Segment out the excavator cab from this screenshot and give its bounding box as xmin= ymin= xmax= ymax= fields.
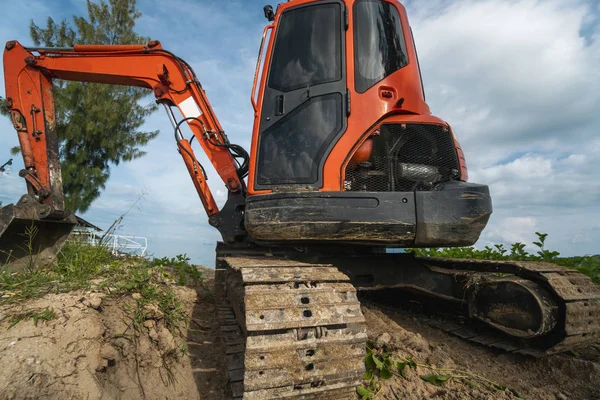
xmin=243 ymin=0 xmax=492 ymax=246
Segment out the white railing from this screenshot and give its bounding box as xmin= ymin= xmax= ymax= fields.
xmin=71 ymin=231 xmax=148 ymax=257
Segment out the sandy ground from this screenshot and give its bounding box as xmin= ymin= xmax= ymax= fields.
xmin=0 ymin=267 xmax=598 ymax=400
xmin=0 ymin=287 xmax=200 ymax=399
xmin=361 ymin=304 xmax=600 ymax=400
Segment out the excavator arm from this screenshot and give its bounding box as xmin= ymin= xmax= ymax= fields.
xmin=1 ymin=40 xmax=248 ymax=268
xmin=3 ymin=40 xmax=246 ymax=216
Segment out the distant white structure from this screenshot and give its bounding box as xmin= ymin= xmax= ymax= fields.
xmin=70 ymin=216 xmax=148 ymax=257
xmin=87 ymin=232 xmax=148 ymax=257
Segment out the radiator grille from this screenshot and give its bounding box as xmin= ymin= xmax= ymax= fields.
xmin=344 ymin=124 xmax=460 ymax=192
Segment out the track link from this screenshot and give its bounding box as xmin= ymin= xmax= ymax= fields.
xmin=217 ymin=256 xmax=367 ymax=399
xmin=416 ymin=258 xmax=600 ymax=356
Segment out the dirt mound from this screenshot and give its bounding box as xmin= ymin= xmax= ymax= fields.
xmin=1 ymin=266 xmax=598 ymax=400
xmin=362 ymin=304 xmax=600 ymax=400
xmin=0 ymin=287 xmax=202 ymax=400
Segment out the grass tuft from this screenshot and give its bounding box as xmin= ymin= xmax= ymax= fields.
xmin=1 ymin=239 xmax=202 ymax=335
xmin=8 ymin=306 xmax=56 ymax=329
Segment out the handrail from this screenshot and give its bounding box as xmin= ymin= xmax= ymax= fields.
xmin=251 ymin=24 xmax=274 ymax=113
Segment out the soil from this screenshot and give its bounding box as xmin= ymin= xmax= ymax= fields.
xmin=0 ymin=267 xmax=227 ymax=400
xmin=0 ymin=267 xmax=598 ymax=400
xmin=361 ymin=305 xmax=600 ymax=400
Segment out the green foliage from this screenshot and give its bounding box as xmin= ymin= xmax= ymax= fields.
xmin=0 ymin=233 xmax=202 ymax=332
xmin=359 ymin=344 xmax=530 ymax=396
xmin=0 ymin=240 xmax=114 ymax=302
xmin=8 ymin=307 xmax=56 ymax=329
xmin=151 ymin=254 xmax=203 ymax=286
xmin=356 ymin=384 xmax=375 ymax=399
xmin=0 ymin=100 xmax=8 ymax=116
xmin=358 ymin=345 xmax=417 ymax=398
xmin=557 ymin=256 xmax=600 ymax=283
xmin=408 ymin=232 xmax=600 ymax=283
xmin=101 ymin=260 xmax=189 ymax=332
xmin=53 ymin=239 xmax=116 ymax=284
xmin=1 ymin=224 xmax=43 ymax=271
xmin=2 ymin=0 xmax=158 ymax=212
xmin=421 ymin=374 xmax=452 ymax=386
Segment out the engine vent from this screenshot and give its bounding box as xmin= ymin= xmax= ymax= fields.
xmin=344 ymin=124 xmax=460 ymax=192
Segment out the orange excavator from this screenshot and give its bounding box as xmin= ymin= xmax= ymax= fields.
xmin=1 ymin=1 xmax=598 ymax=398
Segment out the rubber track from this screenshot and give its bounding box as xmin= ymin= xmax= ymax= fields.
xmin=217 ymin=257 xmax=368 ymax=399
xmin=414 ymin=258 xmax=600 ymax=356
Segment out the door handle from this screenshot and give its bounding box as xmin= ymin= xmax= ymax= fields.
xmin=275 ymin=95 xmax=285 ymax=116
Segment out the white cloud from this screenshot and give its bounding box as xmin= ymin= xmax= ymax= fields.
xmin=474 ymin=155 xmax=553 ymax=183
xmin=410 ymin=0 xmax=600 ymax=167
xmin=481 ymin=216 xmax=539 ymax=247
xmin=406 ymin=0 xmax=600 ymax=255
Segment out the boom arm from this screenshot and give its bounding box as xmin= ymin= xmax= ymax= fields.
xmin=3 ymin=40 xmax=247 ymax=218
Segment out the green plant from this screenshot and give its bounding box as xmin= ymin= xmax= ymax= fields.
xmin=533 ymin=232 xmax=561 ymax=261
xmin=0 ymin=240 xmax=113 ymax=303
xmin=102 ymin=260 xmax=188 ymax=332
xmin=1 ymin=242 xmax=191 ymax=336
xmin=0 ymin=223 xmax=42 ymax=271
xmin=151 ymin=254 xmax=203 ymax=286
xmin=8 ymin=307 xmax=56 ymax=329
xmin=408 ymin=232 xmax=599 ymax=283
xmin=421 ymin=374 xmax=452 ymax=386
xmin=358 ymin=344 xmax=520 ymax=397
xmin=358 ymin=345 xmax=417 ymax=399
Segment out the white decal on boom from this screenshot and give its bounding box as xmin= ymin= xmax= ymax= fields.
xmin=178 ymin=96 xmax=203 ymax=119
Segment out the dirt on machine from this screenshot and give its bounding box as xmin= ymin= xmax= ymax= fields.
xmin=1 ymin=0 xmax=598 ymax=398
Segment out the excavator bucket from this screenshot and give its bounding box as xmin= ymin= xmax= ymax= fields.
xmin=0 ymin=195 xmax=77 ymax=271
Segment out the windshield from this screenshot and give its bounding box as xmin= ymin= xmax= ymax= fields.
xmin=268 ymin=3 xmax=342 ymax=92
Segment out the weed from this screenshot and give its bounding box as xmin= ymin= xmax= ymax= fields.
xmin=151 ymin=254 xmax=203 ymax=286
xmin=8 ymin=307 xmax=56 ymax=329
xmin=0 ymin=241 xmax=113 ymax=303
xmin=421 ymin=374 xmax=451 ymax=386
xmin=1 ymin=237 xmax=196 ymax=339
xmin=358 ymin=343 xmax=515 ymax=398
xmin=408 ymin=232 xmax=600 ymax=283
xmin=0 ymin=223 xmax=41 ymax=271
xmin=358 ymin=345 xmax=417 ymax=398
xmin=101 ymin=260 xmax=190 ymax=333
xmin=178 ymin=342 xmax=189 ymax=357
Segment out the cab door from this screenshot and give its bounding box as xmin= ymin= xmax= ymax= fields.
xmin=255 ymin=1 xmax=348 ymax=190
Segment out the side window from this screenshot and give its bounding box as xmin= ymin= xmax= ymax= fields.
xmin=354 ymin=0 xmax=409 ymax=93
xmin=268 ymin=4 xmax=342 ymax=92
xmin=410 ymin=27 xmax=426 ymax=100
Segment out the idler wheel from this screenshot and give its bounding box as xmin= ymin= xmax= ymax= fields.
xmin=468 ymin=276 xmax=559 ymax=338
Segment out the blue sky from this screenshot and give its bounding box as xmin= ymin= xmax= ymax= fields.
xmin=1 ymin=0 xmax=599 ymax=267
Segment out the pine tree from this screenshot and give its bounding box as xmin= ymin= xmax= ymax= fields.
xmin=3 ymin=0 xmax=158 ymax=212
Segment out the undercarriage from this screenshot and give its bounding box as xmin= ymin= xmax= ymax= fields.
xmin=215 ymin=244 xmax=600 ymax=399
